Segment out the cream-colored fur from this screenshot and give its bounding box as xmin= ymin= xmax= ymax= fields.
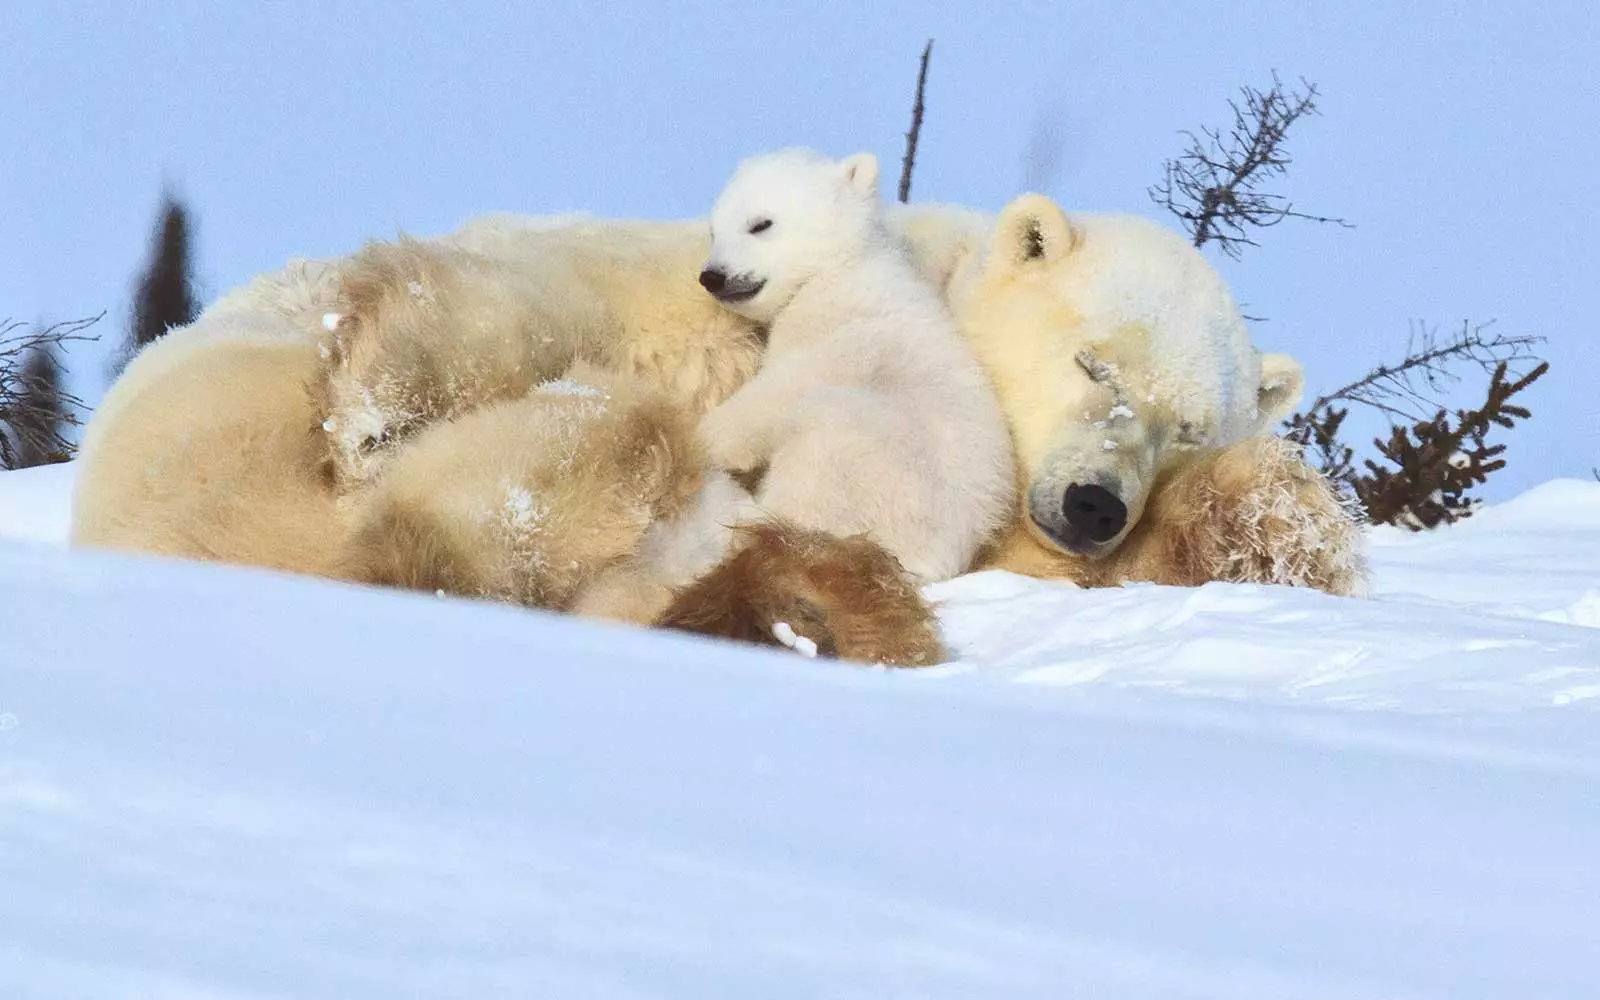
xmin=70 ymin=261 xmax=349 ymax=576
xmin=884 ymin=196 xmax=1363 ymax=593
xmin=70 ymin=337 xmax=349 ymax=578
xmin=70 ymin=216 xmax=764 ymax=588
xmin=317 ymin=217 xmax=765 ymax=490
xmin=695 ymin=149 xmax=1014 ymax=584
xmin=569 ymin=468 xmax=758 ymax=624
xmin=71 ymin=193 xmax=1361 ymax=611
xmin=345 ymin=361 xmax=737 ymax=611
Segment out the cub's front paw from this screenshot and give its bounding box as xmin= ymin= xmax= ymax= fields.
xmin=696 ymin=407 xmax=763 ymax=473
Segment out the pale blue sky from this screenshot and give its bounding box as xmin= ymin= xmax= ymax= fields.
xmin=4 ymin=0 xmax=1595 ymax=497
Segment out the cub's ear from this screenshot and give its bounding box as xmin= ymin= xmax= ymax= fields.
xmin=1257 ymin=352 xmax=1305 ymax=425
xmin=840 ymin=152 xmax=880 ymax=195
xmin=988 ymin=193 xmax=1081 ymax=273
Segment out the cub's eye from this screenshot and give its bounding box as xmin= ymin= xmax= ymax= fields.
xmin=748 ymin=218 xmax=773 ymax=235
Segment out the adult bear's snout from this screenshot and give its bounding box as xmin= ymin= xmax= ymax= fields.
xmin=1062 ymin=483 xmax=1127 ymax=543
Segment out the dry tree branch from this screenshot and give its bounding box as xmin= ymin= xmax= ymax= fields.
xmin=0 ymin=314 xmax=101 ymax=469
xmin=897 ymin=39 xmax=933 ymax=204
xmin=1295 ymin=319 xmax=1543 ymax=426
xmin=1282 ymin=322 xmax=1550 ymax=531
xmin=1150 ymin=71 xmax=1351 ymax=259
xmin=1353 ymin=360 xmax=1549 ymax=529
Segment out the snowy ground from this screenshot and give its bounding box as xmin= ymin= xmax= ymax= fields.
xmin=2 ymin=464 xmax=1598 ymax=998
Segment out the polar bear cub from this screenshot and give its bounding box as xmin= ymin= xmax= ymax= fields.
xmin=695 ymin=148 xmax=1015 ymax=583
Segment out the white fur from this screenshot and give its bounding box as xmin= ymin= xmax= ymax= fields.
xmin=885 ymin=198 xmax=1308 ymax=558
xmin=630 ymin=470 xmax=760 ymax=591
xmin=696 ymin=149 xmax=1016 ymax=583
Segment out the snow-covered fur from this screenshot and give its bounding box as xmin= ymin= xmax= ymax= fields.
xmin=316 ymin=218 xmax=765 ymax=491
xmin=693 ymin=149 xmax=1014 ymax=584
xmin=984 ymin=436 xmax=1367 ymax=595
xmin=345 ymin=361 xmax=749 ymax=616
xmin=69 ymin=218 xmax=765 ymax=592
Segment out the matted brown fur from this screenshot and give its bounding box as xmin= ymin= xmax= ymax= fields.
xmin=343 ymin=363 xmax=707 ymax=610
xmin=983 ymin=436 xmax=1368 ymax=596
xmin=656 ymin=519 xmax=945 ymax=667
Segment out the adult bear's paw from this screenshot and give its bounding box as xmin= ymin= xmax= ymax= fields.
xmin=1146 ymin=436 xmax=1369 ymax=596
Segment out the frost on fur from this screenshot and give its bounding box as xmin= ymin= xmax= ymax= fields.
xmin=311 ymin=238 xmax=607 ymax=492
xmin=1155 ymin=436 xmax=1369 ymax=596
xmin=534 ymin=378 xmax=610 ymax=400
xmin=343 ymin=362 xmax=707 ymax=615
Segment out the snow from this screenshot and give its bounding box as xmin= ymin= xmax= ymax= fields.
xmin=772 ymin=620 xmax=819 ymax=658
xmin=0 ymin=462 xmax=75 ymax=545
xmin=928 ymin=480 xmax=1600 ymax=713
xmin=2 ymin=465 xmax=1599 ymax=997
xmin=534 ymin=377 xmax=609 ymax=399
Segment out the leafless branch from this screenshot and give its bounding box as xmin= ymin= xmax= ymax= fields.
xmin=897 ymin=39 xmax=933 ymax=203
xmin=1 ymin=314 xmax=101 ymax=469
xmin=1150 ymin=72 xmax=1351 ymax=259
xmin=1283 ymin=322 xmax=1550 ymax=531
xmin=1296 ymin=319 xmax=1543 ymax=425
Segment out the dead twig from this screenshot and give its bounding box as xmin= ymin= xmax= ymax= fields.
xmin=897 ymin=39 xmax=933 ymax=203
xmin=1150 ymin=71 xmax=1351 ymax=258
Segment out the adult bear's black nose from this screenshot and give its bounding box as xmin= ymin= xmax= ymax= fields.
xmin=1063 ymin=483 xmax=1127 ymax=542
xmin=698 ymin=267 xmax=726 ymax=294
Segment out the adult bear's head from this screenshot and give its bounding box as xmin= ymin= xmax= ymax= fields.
xmin=893 ymin=194 xmax=1304 ymax=559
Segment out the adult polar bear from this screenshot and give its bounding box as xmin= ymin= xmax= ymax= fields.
xmin=71 ymin=187 xmax=1364 ymax=661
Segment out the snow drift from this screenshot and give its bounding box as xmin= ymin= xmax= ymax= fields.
xmin=2 ymin=465 xmax=1597 ymax=998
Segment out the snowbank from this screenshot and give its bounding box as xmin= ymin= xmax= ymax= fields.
xmin=2 ymin=465 xmax=1598 ymax=997
xmin=0 ymin=461 xmax=75 ymax=545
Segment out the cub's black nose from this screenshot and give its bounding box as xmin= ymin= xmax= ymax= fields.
xmin=1063 ymin=483 xmax=1127 ymax=542
xmin=698 ymin=268 xmax=726 ymax=294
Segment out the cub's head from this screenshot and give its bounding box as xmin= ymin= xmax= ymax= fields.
xmin=952 ymin=194 xmax=1304 ymax=558
xmin=700 ymin=148 xmax=882 ymax=323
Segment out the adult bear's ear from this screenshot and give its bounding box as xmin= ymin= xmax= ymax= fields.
xmin=1256 ymin=352 xmax=1305 ymax=426
xmin=988 ymin=193 xmax=1081 ymax=273
xmin=840 ymin=152 xmax=880 ymax=195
